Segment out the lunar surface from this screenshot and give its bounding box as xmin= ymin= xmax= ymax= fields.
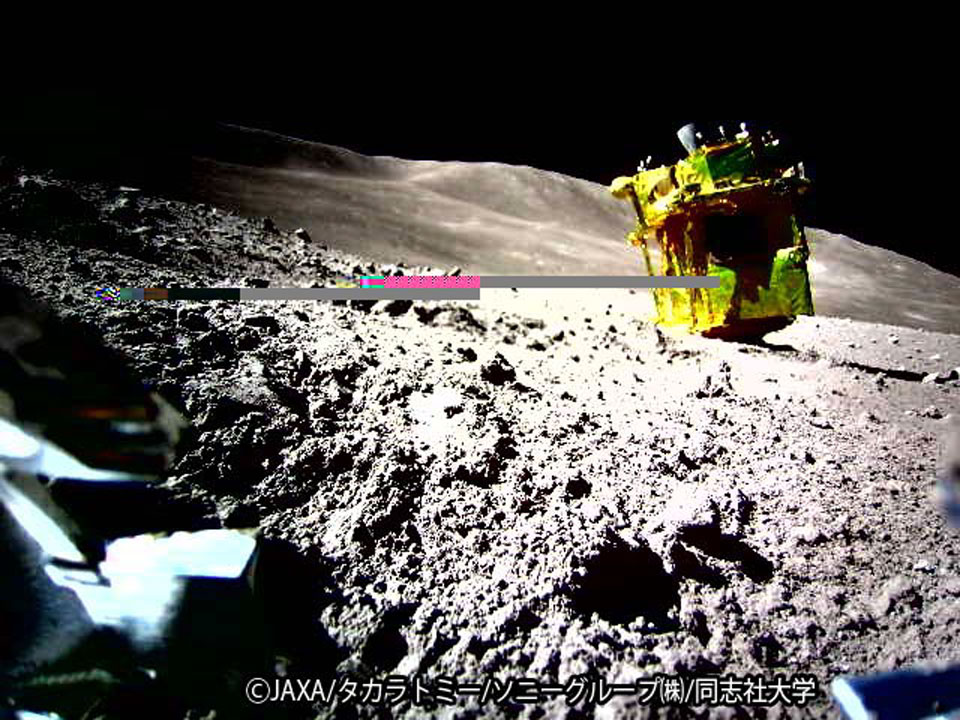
xmin=1 ymin=134 xmax=959 ymax=719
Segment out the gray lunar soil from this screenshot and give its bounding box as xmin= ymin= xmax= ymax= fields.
xmin=1 ymin=162 xmax=959 ymax=719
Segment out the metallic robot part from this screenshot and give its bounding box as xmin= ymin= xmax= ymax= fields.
xmin=610 ymin=123 xmax=813 ymax=338
xmin=1 ymin=283 xmax=268 ymax=718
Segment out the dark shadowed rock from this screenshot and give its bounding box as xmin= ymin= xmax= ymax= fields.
xmin=380 ymin=299 xmax=413 ymax=317
xmin=457 ymin=346 xmax=477 ymax=362
xmin=243 ymin=315 xmax=281 ymax=333
xmin=480 ymin=353 xmax=516 ymax=385
xmin=565 ymin=477 xmax=591 ymax=500
xmin=413 ymin=305 xmax=443 ymax=324
xmin=750 ymin=632 xmax=785 ymax=667
xmin=570 ymin=533 xmax=679 ymax=629
xmin=177 ymin=308 xmax=212 ymax=332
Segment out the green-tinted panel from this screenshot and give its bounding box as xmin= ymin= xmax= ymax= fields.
xmin=706 ymin=143 xmax=756 ymax=182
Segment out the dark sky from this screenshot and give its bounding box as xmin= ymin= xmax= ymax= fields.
xmin=3 ymin=44 xmax=956 ymax=274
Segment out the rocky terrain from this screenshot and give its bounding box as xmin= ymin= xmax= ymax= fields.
xmin=1 ymin=164 xmax=959 ymax=719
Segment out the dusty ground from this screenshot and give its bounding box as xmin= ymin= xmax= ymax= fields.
xmin=1 ymin=167 xmax=959 ymax=719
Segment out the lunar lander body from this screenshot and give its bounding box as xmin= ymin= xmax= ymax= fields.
xmin=611 ymin=123 xmax=814 ymax=338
